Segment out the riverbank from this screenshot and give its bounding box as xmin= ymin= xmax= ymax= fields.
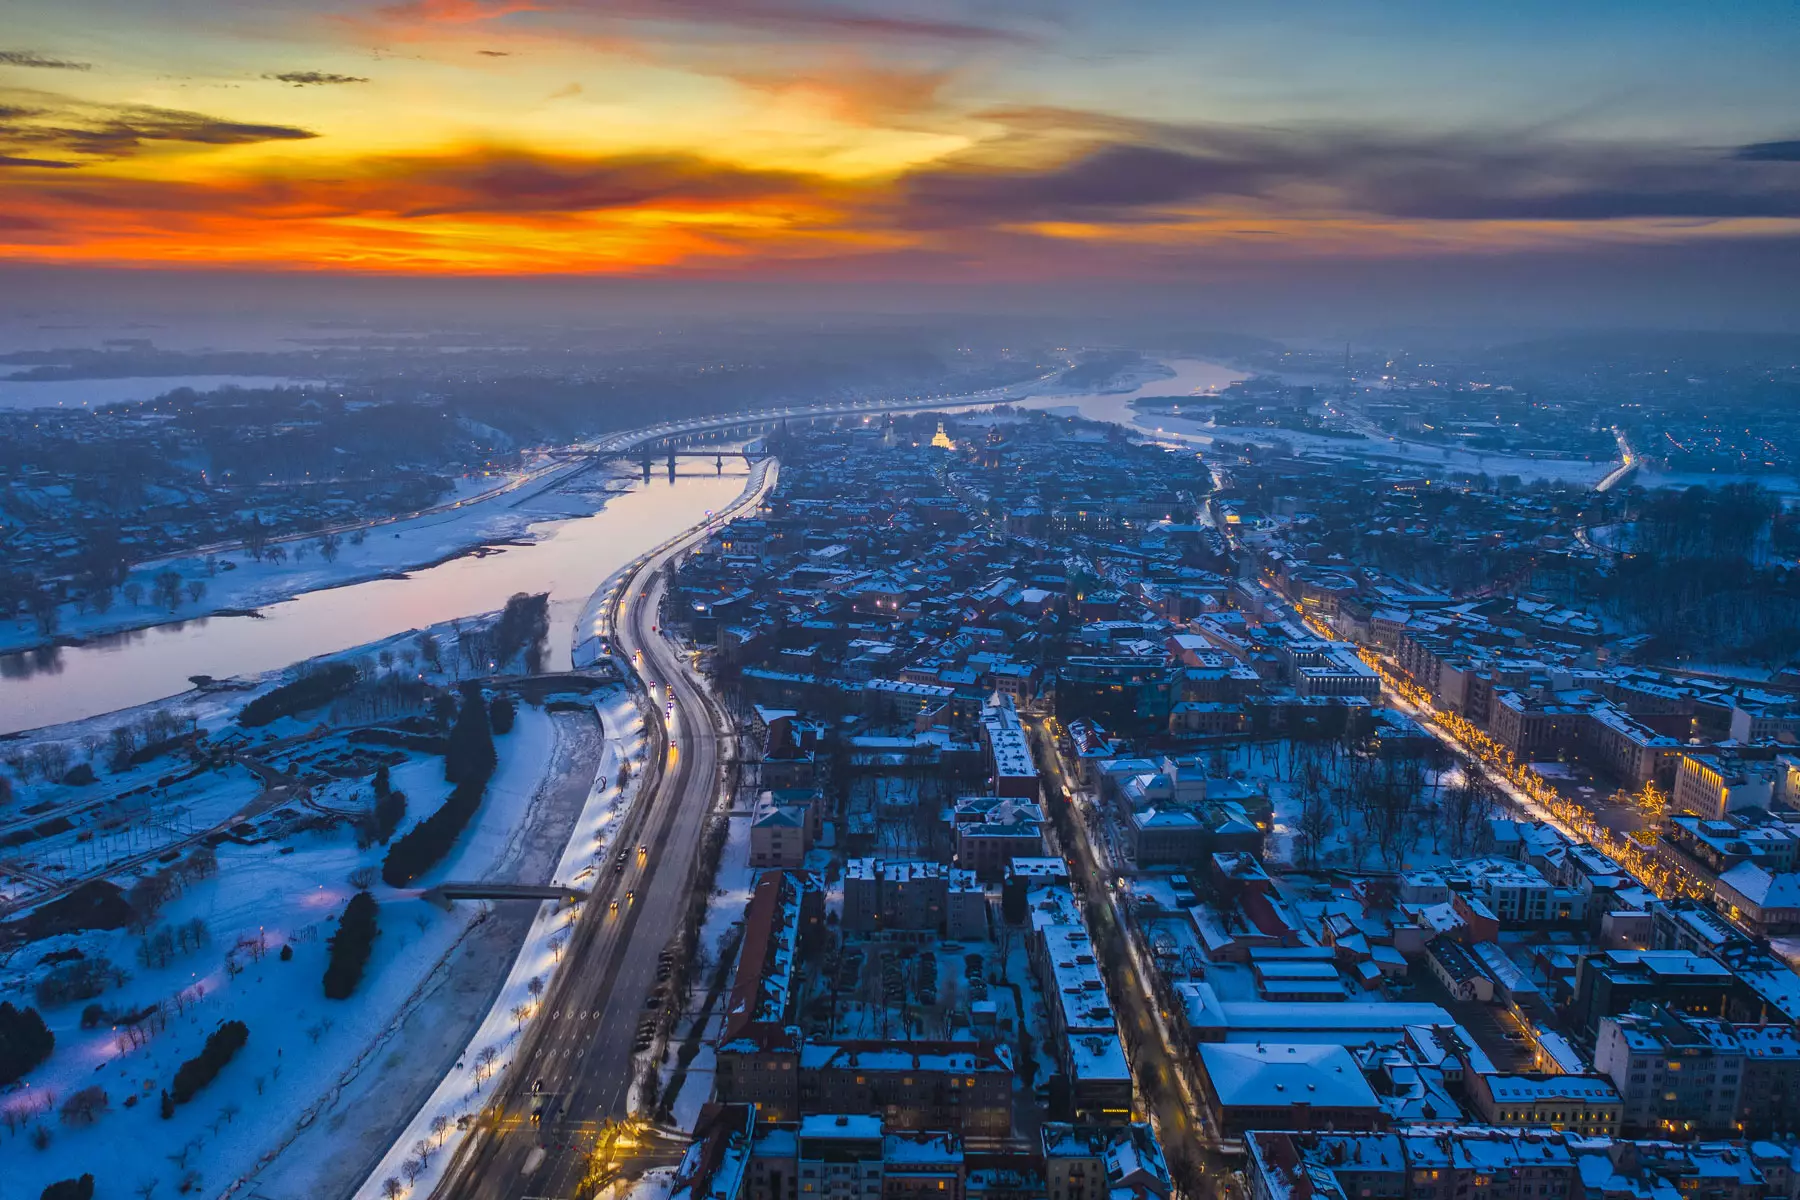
xmin=0 ymin=462 xmax=755 ymax=735
xmin=0 ymin=455 xmax=609 ymax=659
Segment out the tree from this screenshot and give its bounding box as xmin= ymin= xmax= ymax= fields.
xmin=28 ymin=589 xmax=59 ymax=636
xmin=488 ymin=694 xmax=517 ymax=734
xmin=244 ymin=514 xmax=269 ymax=561
xmin=318 ymin=532 xmax=342 ymax=563
xmin=0 ymin=1001 xmax=55 ymax=1085
xmin=167 ymin=1019 xmax=248 ymax=1110
xmin=186 ymin=580 xmax=206 ymax=605
xmin=444 ymin=682 xmax=496 ymax=785
xmin=265 ymin=544 xmax=288 ymax=567
xmin=1295 ymin=786 xmax=1335 ymax=871
xmin=153 ymin=570 xmax=184 ymax=612
xmin=383 ymin=1178 xmax=404 ymax=1199
xmin=123 ymin=580 xmax=143 ymax=608
xmin=39 ymin=1177 xmax=94 ymax=1200
xmin=59 ymin=1085 xmax=109 ymax=1125
xmin=324 ymin=891 xmax=380 ymax=1000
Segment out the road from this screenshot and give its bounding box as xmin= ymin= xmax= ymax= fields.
xmin=1026 ymin=719 xmax=1224 ymax=1198
xmin=431 ymin=463 xmax=774 ymax=1200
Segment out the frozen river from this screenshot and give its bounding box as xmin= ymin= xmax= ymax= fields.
xmin=0 ymin=463 xmax=753 ymax=734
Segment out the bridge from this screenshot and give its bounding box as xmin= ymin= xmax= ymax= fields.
xmin=623 ymin=445 xmax=755 ymax=482
xmin=421 ymin=882 xmax=590 ymax=909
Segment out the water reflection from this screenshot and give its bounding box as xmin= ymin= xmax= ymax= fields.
xmin=0 ymin=465 xmax=754 ymax=735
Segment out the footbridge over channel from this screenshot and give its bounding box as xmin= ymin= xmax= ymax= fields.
xmin=421 ymin=882 xmax=589 ymax=909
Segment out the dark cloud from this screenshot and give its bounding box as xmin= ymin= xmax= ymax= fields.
xmin=266 ymin=71 xmax=370 ymax=86
xmin=476 ymin=49 xmax=512 ymax=57
xmin=0 ymin=50 xmax=92 ymax=71
xmin=0 ymin=100 xmax=317 ymax=162
xmin=890 ymin=118 xmax=1800 ymax=227
xmin=1736 ymin=139 xmax=1800 ymax=162
xmin=0 ymin=152 xmax=78 ymax=168
xmin=386 ymin=151 xmax=815 ymax=217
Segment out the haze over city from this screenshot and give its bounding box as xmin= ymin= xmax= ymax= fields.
xmin=3 ymin=6 xmax=1800 ymax=1200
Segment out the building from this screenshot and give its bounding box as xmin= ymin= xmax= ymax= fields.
xmin=1463 ymin=1072 xmax=1622 ymax=1136
xmin=1041 ymin=1123 xmax=1170 ymax=1200
xmin=751 ymin=789 xmax=819 ymax=869
xmin=980 ymin=696 xmax=1040 ymax=800
xmin=799 ymin=1041 xmax=1014 ymax=1137
xmin=749 ymin=1123 xmax=966 ymax=1200
xmin=1195 ymin=1042 xmax=1384 ymax=1138
xmin=1425 ymin=939 xmax=1494 ymax=1003
xmin=799 ymin=1115 xmax=886 ymax=1200
xmin=1596 ymin=1007 xmax=1800 ymax=1138
xmin=1674 ymin=753 xmax=1777 ymax=820
xmin=715 ymin=873 xmax=820 ymax=1119
xmin=1570 ymin=951 xmax=1742 ymax=1038
xmin=1714 ymin=863 xmax=1800 ymax=936
xmin=842 ymin=859 xmax=987 ymax=939
xmin=951 ymin=797 xmax=1044 ymax=880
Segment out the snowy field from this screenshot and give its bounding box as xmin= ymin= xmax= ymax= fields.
xmin=0 ymin=606 xmax=621 ymax=1200
xmin=0 ymin=699 xmax=588 ymax=1200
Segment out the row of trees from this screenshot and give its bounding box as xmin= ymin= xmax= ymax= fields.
xmin=382 ymin=683 xmax=503 ymax=885
xmin=243 ymin=514 xmax=357 ymax=563
xmin=239 ymin=662 xmax=359 ymax=727
xmin=162 ymin=1019 xmax=249 ymax=1117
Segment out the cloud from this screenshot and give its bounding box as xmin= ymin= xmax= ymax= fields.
xmin=380 ymin=0 xmax=1030 ymax=45
xmin=374 ymin=149 xmax=823 ymax=217
xmin=548 ymin=82 xmax=582 ymax=100
xmin=0 ymin=152 xmax=78 ymax=168
xmin=266 ymin=71 xmax=371 ymax=86
xmin=1736 ymin=139 xmax=1800 ymax=163
xmin=476 ymin=49 xmax=512 ymax=56
xmin=0 ymin=50 xmax=92 ymax=71
xmin=0 ymin=96 xmax=318 ymax=164
xmin=887 ymin=115 xmax=1800 ymax=228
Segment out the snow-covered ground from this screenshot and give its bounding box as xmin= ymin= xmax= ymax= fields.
xmin=341 ymin=688 xmax=645 ymax=1200
xmin=0 ymin=454 xmax=609 ymax=656
xmin=0 ymin=696 xmax=585 ymax=1200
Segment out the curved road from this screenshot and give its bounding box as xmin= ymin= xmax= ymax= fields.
xmin=430 ymin=463 xmax=776 ymax=1200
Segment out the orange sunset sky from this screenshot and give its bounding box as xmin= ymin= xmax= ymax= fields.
xmin=2 ymin=0 xmax=1798 ymax=278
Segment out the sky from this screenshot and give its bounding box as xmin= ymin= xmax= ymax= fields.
xmin=1 ymin=0 xmax=1798 ymax=308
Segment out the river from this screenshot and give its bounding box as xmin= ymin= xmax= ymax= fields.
xmin=0 ymin=463 xmax=753 ymax=735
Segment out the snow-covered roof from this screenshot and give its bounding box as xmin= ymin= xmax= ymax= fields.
xmin=1199 ymin=1042 xmax=1380 ymax=1111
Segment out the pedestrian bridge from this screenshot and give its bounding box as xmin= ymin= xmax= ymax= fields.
xmin=421 ymin=882 xmax=589 ymax=909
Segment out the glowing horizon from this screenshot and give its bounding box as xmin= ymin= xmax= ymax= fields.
xmin=4 ymin=1 xmax=1798 ymax=277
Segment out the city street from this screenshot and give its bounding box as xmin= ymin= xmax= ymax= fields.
xmin=432 ymin=467 xmax=775 ymax=1200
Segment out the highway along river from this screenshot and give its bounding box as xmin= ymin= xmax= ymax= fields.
xmin=0 ymin=461 xmax=753 ymax=735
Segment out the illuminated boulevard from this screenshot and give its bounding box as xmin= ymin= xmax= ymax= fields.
xmin=432 ymin=464 xmax=778 ymax=1200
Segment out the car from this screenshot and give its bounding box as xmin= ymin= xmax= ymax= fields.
xmin=638 ymin=843 xmax=648 ymax=859
xmin=644 ymin=995 xmax=662 ymax=1010
xmin=610 ymin=898 xmax=619 ymax=912
xmin=626 ymin=890 xmax=635 ymax=903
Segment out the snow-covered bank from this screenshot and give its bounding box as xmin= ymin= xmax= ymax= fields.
xmin=0 ymin=455 xmax=611 ymax=658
